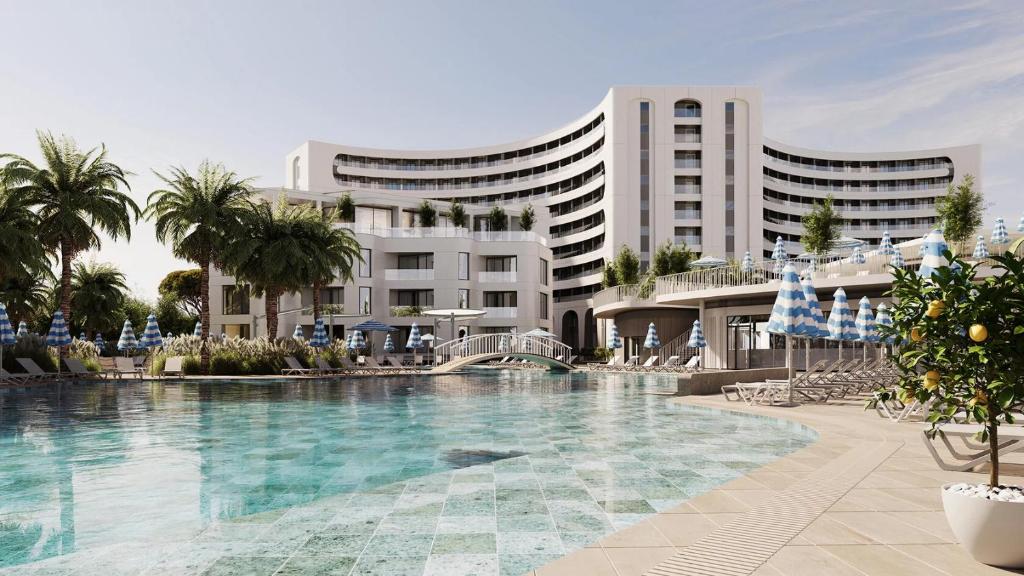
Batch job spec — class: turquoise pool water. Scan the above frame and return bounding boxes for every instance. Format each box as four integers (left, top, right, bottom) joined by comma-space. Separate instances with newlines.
0, 370, 816, 575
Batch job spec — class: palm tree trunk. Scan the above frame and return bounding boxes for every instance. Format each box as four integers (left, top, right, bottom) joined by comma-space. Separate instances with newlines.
60, 241, 73, 324
265, 289, 281, 339
200, 257, 211, 374
312, 282, 322, 321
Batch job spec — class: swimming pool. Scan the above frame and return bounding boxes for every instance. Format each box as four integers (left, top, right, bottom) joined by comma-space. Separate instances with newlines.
0, 370, 816, 575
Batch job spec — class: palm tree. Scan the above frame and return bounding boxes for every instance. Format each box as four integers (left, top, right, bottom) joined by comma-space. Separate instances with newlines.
70, 260, 128, 337
306, 208, 362, 321
0, 132, 139, 325
0, 185, 49, 284
224, 198, 318, 339
146, 161, 255, 372
0, 274, 51, 327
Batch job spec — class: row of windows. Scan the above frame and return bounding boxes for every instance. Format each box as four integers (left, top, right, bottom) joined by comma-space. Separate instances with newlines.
763, 209, 938, 232
548, 185, 604, 217
763, 188, 938, 212
333, 115, 604, 172
763, 147, 952, 174
430, 164, 605, 207
553, 258, 604, 282
550, 210, 604, 239
764, 169, 951, 193
553, 283, 602, 304
552, 233, 604, 260
762, 231, 920, 257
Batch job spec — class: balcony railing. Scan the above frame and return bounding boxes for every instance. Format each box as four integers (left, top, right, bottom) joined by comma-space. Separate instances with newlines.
674, 185, 701, 195
340, 225, 548, 246
674, 134, 701, 143
478, 271, 517, 283
593, 283, 657, 309
763, 175, 948, 194
764, 154, 951, 174
482, 306, 518, 319
674, 160, 701, 169
384, 269, 435, 281
674, 211, 702, 220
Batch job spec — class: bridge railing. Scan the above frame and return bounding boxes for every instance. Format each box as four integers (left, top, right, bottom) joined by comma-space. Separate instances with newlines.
433, 333, 573, 367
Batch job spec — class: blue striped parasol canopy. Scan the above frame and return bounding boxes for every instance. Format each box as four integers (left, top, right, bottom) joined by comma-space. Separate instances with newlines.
94, 332, 106, 352
406, 323, 424, 350
875, 302, 895, 344
606, 323, 622, 349
383, 333, 396, 353
309, 317, 329, 348
918, 229, 949, 278
117, 320, 138, 351
46, 310, 72, 348
890, 248, 906, 268
991, 217, 1010, 246
827, 288, 858, 342
740, 251, 754, 273
643, 322, 661, 349
766, 264, 816, 337
855, 297, 879, 343
972, 235, 989, 259
17, 320, 28, 338
771, 236, 787, 262
800, 275, 830, 338
350, 319, 398, 333
878, 231, 895, 255
1018, 216, 1024, 233
850, 246, 866, 265
193, 321, 202, 337
350, 330, 366, 351
292, 324, 304, 340
139, 313, 164, 349
78, 331, 86, 341
686, 319, 706, 348
0, 303, 15, 346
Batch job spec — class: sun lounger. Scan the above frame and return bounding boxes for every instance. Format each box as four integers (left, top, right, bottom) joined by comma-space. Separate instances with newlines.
364, 357, 401, 373
315, 357, 345, 375
386, 355, 407, 368
64, 358, 106, 380
16, 358, 60, 379
681, 355, 700, 372
114, 357, 144, 380
614, 355, 639, 371
656, 356, 680, 372
636, 356, 658, 370
163, 356, 184, 377
923, 423, 1024, 472
0, 368, 44, 385
281, 356, 316, 375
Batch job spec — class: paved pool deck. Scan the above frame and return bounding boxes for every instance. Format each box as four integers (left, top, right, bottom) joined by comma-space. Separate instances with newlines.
532, 393, 1024, 576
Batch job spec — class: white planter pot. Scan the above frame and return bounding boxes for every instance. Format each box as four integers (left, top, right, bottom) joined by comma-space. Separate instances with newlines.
942, 482, 1024, 568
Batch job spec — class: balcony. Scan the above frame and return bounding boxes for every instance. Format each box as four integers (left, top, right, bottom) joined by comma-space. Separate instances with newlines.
674, 211, 702, 220
341, 225, 548, 246
384, 269, 435, 281
478, 271, 517, 283
389, 305, 434, 317
482, 306, 518, 319
674, 160, 701, 169
674, 185, 701, 195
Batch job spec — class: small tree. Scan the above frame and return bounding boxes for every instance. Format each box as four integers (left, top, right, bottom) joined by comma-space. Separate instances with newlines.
488, 206, 508, 231
449, 200, 467, 228
601, 263, 619, 288
158, 269, 203, 317
877, 252, 1024, 488
801, 194, 842, 256
337, 192, 355, 223
614, 245, 641, 285
418, 200, 437, 227
937, 174, 982, 254
649, 239, 694, 277
519, 204, 536, 231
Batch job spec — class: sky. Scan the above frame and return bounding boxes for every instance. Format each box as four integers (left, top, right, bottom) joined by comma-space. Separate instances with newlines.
2, 0, 1022, 299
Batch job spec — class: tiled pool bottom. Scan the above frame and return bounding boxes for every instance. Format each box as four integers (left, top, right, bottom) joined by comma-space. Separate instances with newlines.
0, 370, 817, 575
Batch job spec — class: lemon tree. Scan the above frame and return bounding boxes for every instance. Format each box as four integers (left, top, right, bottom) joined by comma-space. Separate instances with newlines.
878, 251, 1024, 487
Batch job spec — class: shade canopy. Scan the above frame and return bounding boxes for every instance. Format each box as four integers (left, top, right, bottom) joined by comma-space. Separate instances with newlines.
350, 319, 398, 332
827, 288, 858, 341
47, 310, 72, 348
350, 330, 366, 350
292, 324, 304, 340
834, 237, 867, 250
766, 264, 815, 337
918, 229, 949, 278
890, 249, 905, 268
0, 303, 15, 346
193, 321, 202, 337
17, 321, 28, 338
800, 275, 830, 338
643, 322, 661, 349
606, 323, 622, 349
691, 255, 728, 268
850, 246, 866, 265
855, 297, 879, 343
309, 318, 329, 348
116, 320, 138, 351
686, 319, 706, 348
878, 231, 895, 255
522, 328, 557, 338
422, 308, 487, 319
875, 302, 895, 344
771, 236, 787, 262
94, 333, 106, 352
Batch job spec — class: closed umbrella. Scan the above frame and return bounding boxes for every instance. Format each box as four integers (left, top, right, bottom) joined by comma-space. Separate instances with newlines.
47, 309, 72, 378
351, 330, 366, 352
991, 217, 1009, 246
740, 251, 754, 273
78, 331, 86, 341
855, 297, 879, 362
827, 287, 858, 359
193, 321, 202, 337
918, 229, 949, 278
406, 323, 424, 350
292, 324, 304, 340
0, 303, 15, 373
850, 246, 866, 265
17, 321, 28, 338
686, 319, 706, 368
972, 235, 989, 259
1018, 216, 1024, 233
878, 231, 895, 255
606, 322, 622, 350
771, 236, 787, 261
643, 323, 661, 362
117, 320, 138, 354
309, 318, 328, 348
498, 334, 508, 354
767, 263, 816, 403
800, 275, 830, 370
875, 302, 895, 346
383, 333, 396, 353
890, 249, 905, 268
94, 332, 106, 353
918, 234, 927, 258
139, 313, 164, 349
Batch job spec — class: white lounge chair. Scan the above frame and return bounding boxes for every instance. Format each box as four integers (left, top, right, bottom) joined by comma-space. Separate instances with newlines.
114, 357, 144, 380
681, 355, 700, 372
923, 423, 1024, 472
163, 356, 184, 377
656, 356, 680, 372
637, 356, 658, 370
315, 357, 345, 375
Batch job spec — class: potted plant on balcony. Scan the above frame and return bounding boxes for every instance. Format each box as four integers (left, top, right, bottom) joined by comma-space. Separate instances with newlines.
878, 251, 1024, 567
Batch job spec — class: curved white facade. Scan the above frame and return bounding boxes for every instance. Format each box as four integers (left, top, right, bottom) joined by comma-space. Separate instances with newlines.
285, 86, 981, 351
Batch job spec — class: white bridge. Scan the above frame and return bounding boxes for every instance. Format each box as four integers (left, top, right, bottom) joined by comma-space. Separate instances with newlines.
431, 333, 574, 373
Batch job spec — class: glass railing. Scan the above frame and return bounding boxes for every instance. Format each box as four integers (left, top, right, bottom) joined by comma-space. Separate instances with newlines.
674, 211, 702, 220
674, 185, 701, 194
383, 269, 435, 281
674, 109, 702, 118
763, 196, 936, 212
593, 284, 656, 309
674, 236, 702, 246
764, 175, 947, 194
482, 306, 518, 319
340, 225, 548, 246
674, 160, 701, 169
674, 135, 701, 143
477, 271, 517, 283
762, 216, 934, 232
764, 154, 951, 174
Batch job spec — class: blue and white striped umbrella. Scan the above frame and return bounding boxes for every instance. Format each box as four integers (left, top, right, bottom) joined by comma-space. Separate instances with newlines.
991, 217, 1010, 246
350, 329, 366, 351
94, 332, 105, 352
498, 334, 508, 354
918, 234, 927, 257
292, 324, 304, 340
78, 331, 86, 341
827, 288, 858, 342
116, 320, 138, 351
17, 321, 28, 338
740, 251, 754, 273
193, 321, 202, 337
890, 248, 905, 268
139, 313, 164, 348
972, 235, 989, 259
771, 236, 787, 261
686, 319, 706, 348
643, 322, 661, 349
918, 229, 949, 278
850, 246, 866, 265
309, 317, 329, 348
855, 297, 879, 343
606, 322, 622, 349
406, 323, 424, 350
0, 303, 15, 346
878, 231, 895, 256
1018, 216, 1024, 233
383, 333, 396, 353
766, 264, 815, 337
46, 310, 72, 348
800, 276, 830, 338
875, 302, 895, 344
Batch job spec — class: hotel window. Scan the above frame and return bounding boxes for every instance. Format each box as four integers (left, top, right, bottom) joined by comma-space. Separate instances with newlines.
458, 252, 470, 280
223, 285, 250, 315
539, 258, 549, 286
639, 101, 651, 268
358, 287, 371, 315
725, 102, 736, 258
359, 248, 372, 278
538, 293, 549, 320
355, 206, 392, 230
484, 256, 516, 272
398, 253, 433, 269
458, 289, 470, 309
483, 291, 517, 307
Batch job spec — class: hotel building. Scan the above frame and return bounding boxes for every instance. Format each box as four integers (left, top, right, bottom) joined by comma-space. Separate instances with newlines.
210, 86, 981, 359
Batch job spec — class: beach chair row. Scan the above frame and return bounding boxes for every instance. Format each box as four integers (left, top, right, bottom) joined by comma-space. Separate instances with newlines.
721, 358, 899, 406
589, 354, 699, 373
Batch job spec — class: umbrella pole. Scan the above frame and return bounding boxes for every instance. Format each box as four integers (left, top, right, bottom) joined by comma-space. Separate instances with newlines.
786, 335, 795, 404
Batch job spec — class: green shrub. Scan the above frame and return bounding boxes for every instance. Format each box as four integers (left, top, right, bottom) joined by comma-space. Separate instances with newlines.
210, 352, 244, 375
5, 335, 58, 373
181, 355, 201, 375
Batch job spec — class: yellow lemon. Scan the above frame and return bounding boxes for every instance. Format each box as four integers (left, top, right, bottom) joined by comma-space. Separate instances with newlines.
969, 324, 988, 342
925, 300, 945, 319
910, 327, 923, 342
922, 370, 940, 391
